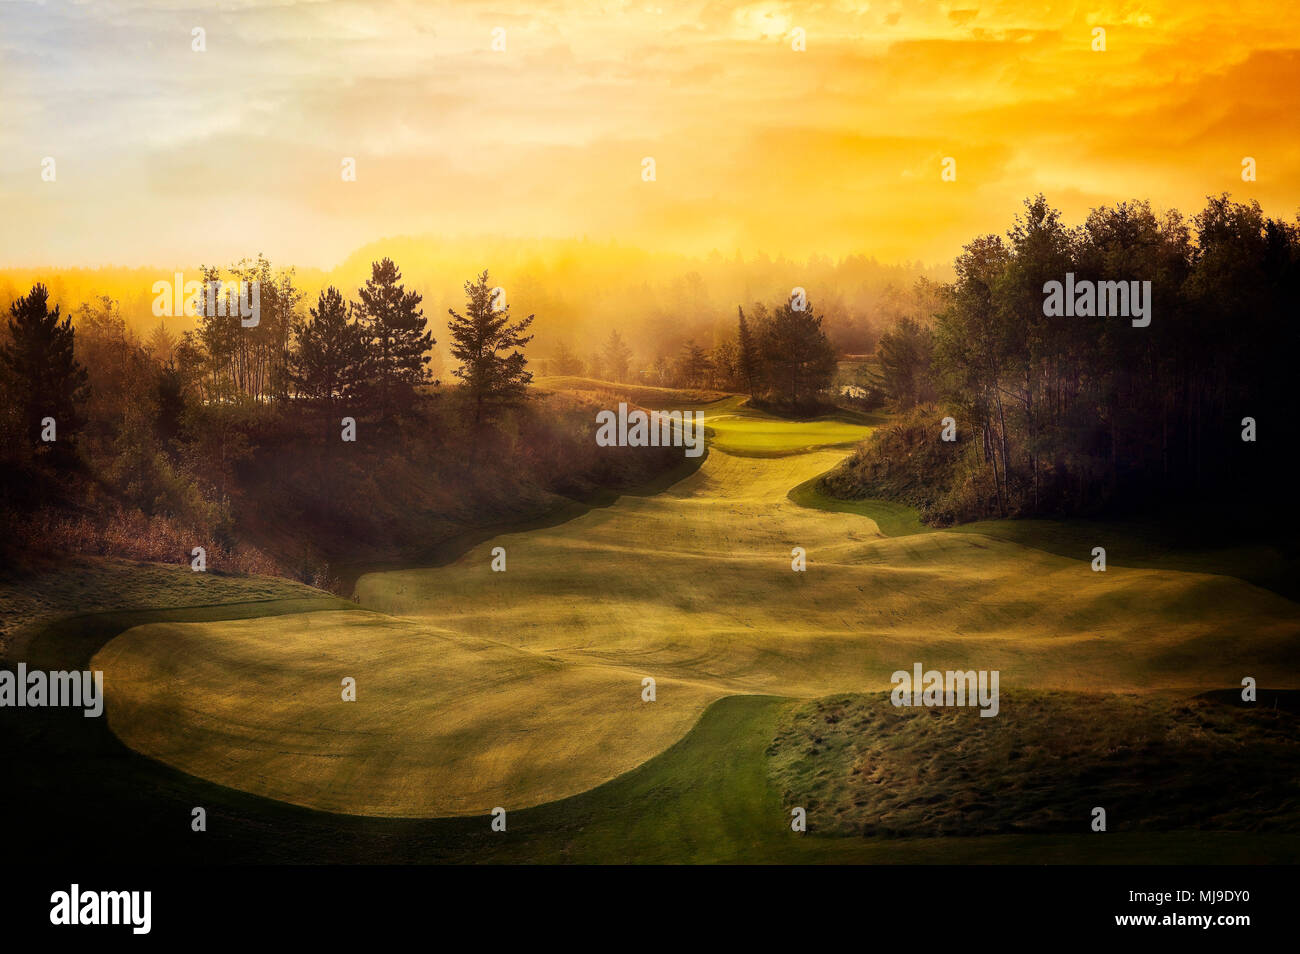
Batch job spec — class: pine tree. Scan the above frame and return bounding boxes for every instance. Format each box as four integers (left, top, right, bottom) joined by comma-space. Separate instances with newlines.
736, 306, 760, 399
877, 316, 936, 409
292, 286, 368, 404
675, 341, 711, 388
550, 341, 584, 376
354, 258, 432, 416
759, 297, 837, 406
447, 270, 535, 422
146, 320, 176, 364
602, 330, 632, 382
0, 283, 89, 459
710, 338, 738, 390
650, 353, 670, 386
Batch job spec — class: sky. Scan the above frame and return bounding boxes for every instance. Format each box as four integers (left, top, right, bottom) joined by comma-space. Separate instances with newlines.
1, 0, 1297, 269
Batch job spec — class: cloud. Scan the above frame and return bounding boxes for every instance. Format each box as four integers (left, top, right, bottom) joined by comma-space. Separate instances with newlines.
0, 0, 1296, 267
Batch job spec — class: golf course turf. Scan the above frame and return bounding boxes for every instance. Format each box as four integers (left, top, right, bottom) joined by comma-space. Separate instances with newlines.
5, 392, 1299, 862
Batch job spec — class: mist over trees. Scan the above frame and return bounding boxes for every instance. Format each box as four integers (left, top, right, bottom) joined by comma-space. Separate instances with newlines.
750, 297, 839, 405
877, 316, 936, 410
549, 292, 839, 408
548, 340, 584, 376
188, 255, 297, 405
653, 294, 837, 406
5, 190, 1295, 575
601, 331, 631, 382
736, 307, 759, 398
0, 259, 550, 578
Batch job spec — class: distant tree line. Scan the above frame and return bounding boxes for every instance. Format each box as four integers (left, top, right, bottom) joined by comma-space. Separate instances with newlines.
165, 258, 532, 420
0, 260, 557, 577
0, 259, 534, 501
4, 259, 534, 426
548, 293, 838, 407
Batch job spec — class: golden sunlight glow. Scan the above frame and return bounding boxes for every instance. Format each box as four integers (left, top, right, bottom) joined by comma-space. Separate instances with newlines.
0, 0, 1296, 269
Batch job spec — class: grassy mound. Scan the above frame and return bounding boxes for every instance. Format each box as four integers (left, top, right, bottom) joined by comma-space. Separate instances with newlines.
791, 472, 1300, 603
6, 387, 695, 593
787, 477, 927, 537
818, 403, 981, 524
815, 406, 1300, 600
769, 691, 1300, 837
0, 555, 326, 659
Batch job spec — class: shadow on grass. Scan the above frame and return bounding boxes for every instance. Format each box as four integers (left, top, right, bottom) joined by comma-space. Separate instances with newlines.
333, 451, 709, 593
789, 474, 1300, 603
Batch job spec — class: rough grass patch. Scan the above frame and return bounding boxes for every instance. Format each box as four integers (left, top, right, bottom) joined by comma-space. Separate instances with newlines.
767, 690, 1300, 837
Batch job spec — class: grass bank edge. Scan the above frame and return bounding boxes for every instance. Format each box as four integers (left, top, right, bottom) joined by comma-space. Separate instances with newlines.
789, 472, 1300, 604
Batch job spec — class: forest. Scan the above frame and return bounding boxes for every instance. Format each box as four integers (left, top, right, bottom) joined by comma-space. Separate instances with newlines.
830, 193, 1299, 525
0, 253, 840, 582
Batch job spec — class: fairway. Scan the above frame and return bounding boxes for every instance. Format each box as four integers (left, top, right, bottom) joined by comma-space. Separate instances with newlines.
92, 399, 1300, 819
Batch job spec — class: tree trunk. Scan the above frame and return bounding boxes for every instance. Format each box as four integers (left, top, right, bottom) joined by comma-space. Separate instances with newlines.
988, 423, 1004, 517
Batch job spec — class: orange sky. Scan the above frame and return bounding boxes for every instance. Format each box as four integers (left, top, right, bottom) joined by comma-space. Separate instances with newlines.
2, 0, 1297, 268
